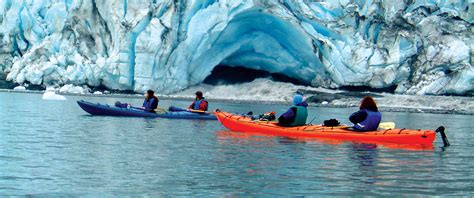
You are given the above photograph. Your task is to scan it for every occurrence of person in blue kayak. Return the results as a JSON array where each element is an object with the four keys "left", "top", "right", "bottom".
[
  {"left": 188, "top": 91, "right": 208, "bottom": 111},
  {"left": 349, "top": 96, "right": 382, "bottom": 131},
  {"left": 277, "top": 93, "right": 308, "bottom": 126},
  {"left": 142, "top": 89, "right": 159, "bottom": 113}
]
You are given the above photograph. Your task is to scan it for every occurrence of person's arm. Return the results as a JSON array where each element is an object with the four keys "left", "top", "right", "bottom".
[
  {"left": 141, "top": 100, "right": 148, "bottom": 109},
  {"left": 300, "top": 102, "right": 308, "bottom": 107},
  {"left": 144, "top": 99, "right": 153, "bottom": 110},
  {"left": 278, "top": 108, "right": 296, "bottom": 124},
  {"left": 188, "top": 101, "right": 195, "bottom": 110},
  {"left": 349, "top": 110, "right": 368, "bottom": 124}
]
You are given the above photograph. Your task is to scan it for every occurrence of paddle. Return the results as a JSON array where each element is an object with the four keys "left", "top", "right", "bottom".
[
  {"left": 308, "top": 116, "right": 318, "bottom": 124},
  {"left": 168, "top": 106, "right": 209, "bottom": 114},
  {"left": 130, "top": 106, "right": 167, "bottom": 113},
  {"left": 154, "top": 107, "right": 167, "bottom": 113},
  {"left": 378, "top": 122, "right": 396, "bottom": 129},
  {"left": 187, "top": 109, "right": 207, "bottom": 114},
  {"left": 335, "top": 121, "right": 395, "bottom": 129}
]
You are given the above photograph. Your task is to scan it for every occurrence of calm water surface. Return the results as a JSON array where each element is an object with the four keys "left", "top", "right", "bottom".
[{"left": 1, "top": 92, "right": 473, "bottom": 196}]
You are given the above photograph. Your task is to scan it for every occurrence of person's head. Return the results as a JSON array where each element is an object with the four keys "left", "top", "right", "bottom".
[
  {"left": 195, "top": 91, "right": 203, "bottom": 100},
  {"left": 293, "top": 94, "right": 303, "bottom": 106},
  {"left": 146, "top": 89, "right": 154, "bottom": 99},
  {"left": 359, "top": 96, "right": 378, "bottom": 111}
]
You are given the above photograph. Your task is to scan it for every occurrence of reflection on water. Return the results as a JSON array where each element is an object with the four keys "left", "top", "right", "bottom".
[
  {"left": 351, "top": 143, "right": 378, "bottom": 167},
  {"left": 1, "top": 92, "right": 473, "bottom": 196},
  {"left": 216, "top": 130, "right": 435, "bottom": 151}
]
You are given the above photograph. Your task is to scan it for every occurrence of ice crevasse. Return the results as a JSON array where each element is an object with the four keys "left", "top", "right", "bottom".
[{"left": 0, "top": 0, "right": 472, "bottom": 95}]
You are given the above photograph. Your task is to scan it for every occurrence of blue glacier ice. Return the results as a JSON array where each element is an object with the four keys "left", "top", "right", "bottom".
[{"left": 0, "top": 0, "right": 472, "bottom": 95}]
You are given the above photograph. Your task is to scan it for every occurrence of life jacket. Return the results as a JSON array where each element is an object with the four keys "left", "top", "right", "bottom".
[
  {"left": 193, "top": 99, "right": 208, "bottom": 111},
  {"left": 143, "top": 96, "right": 159, "bottom": 112},
  {"left": 354, "top": 109, "right": 381, "bottom": 131},
  {"left": 289, "top": 106, "right": 308, "bottom": 127},
  {"left": 150, "top": 96, "right": 159, "bottom": 110}
]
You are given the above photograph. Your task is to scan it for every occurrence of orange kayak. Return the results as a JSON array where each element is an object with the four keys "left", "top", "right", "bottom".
[{"left": 215, "top": 111, "right": 436, "bottom": 145}]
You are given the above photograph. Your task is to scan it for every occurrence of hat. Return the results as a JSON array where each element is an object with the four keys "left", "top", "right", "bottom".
[
  {"left": 195, "top": 91, "right": 203, "bottom": 98},
  {"left": 293, "top": 94, "right": 303, "bottom": 105},
  {"left": 147, "top": 89, "right": 154, "bottom": 95}
]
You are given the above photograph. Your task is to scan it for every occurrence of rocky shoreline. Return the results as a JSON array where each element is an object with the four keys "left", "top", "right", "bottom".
[{"left": 2, "top": 88, "right": 472, "bottom": 115}]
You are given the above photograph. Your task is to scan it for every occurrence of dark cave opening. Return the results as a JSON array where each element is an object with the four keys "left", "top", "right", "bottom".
[
  {"left": 203, "top": 65, "right": 309, "bottom": 86},
  {"left": 339, "top": 85, "right": 398, "bottom": 93}
]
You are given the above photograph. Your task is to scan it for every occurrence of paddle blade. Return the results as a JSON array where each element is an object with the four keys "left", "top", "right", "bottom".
[
  {"left": 154, "top": 107, "right": 167, "bottom": 113},
  {"left": 379, "top": 122, "right": 396, "bottom": 129}
]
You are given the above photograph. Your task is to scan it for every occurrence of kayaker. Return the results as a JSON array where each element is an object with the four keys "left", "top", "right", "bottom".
[
  {"left": 349, "top": 96, "right": 382, "bottom": 131},
  {"left": 142, "top": 89, "right": 159, "bottom": 113},
  {"left": 277, "top": 93, "right": 308, "bottom": 126},
  {"left": 188, "top": 91, "right": 208, "bottom": 111}
]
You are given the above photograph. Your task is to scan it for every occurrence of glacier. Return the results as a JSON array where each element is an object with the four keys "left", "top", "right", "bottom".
[{"left": 0, "top": 0, "right": 472, "bottom": 95}]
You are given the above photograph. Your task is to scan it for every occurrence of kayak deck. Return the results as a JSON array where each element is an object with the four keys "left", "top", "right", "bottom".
[
  {"left": 215, "top": 111, "right": 436, "bottom": 145},
  {"left": 77, "top": 100, "right": 217, "bottom": 120}
]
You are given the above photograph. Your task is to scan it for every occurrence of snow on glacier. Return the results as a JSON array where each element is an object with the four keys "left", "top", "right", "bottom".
[{"left": 0, "top": 0, "right": 472, "bottom": 95}]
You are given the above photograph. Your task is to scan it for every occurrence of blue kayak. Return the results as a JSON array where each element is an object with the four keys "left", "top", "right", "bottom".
[{"left": 77, "top": 100, "right": 217, "bottom": 120}]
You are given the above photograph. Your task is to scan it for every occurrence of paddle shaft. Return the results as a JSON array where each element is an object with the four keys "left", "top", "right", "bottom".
[
  {"left": 169, "top": 106, "right": 208, "bottom": 114},
  {"left": 308, "top": 116, "right": 318, "bottom": 124},
  {"left": 130, "top": 106, "right": 166, "bottom": 112}
]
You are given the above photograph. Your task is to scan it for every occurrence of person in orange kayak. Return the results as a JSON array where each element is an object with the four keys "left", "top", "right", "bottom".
[
  {"left": 142, "top": 89, "right": 159, "bottom": 113},
  {"left": 349, "top": 96, "right": 382, "bottom": 131},
  {"left": 188, "top": 91, "right": 208, "bottom": 111},
  {"left": 278, "top": 93, "right": 308, "bottom": 126}
]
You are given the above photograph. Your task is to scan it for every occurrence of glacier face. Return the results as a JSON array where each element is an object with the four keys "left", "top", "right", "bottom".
[{"left": 0, "top": 0, "right": 472, "bottom": 95}]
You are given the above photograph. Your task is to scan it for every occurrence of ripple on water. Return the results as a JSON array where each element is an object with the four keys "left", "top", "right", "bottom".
[{"left": 1, "top": 92, "right": 474, "bottom": 196}]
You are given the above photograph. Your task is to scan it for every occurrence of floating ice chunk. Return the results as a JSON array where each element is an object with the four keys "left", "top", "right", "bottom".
[
  {"left": 13, "top": 86, "right": 27, "bottom": 91},
  {"left": 42, "top": 91, "right": 67, "bottom": 101},
  {"left": 321, "top": 101, "right": 329, "bottom": 105},
  {"left": 59, "top": 84, "right": 90, "bottom": 94},
  {"left": 93, "top": 91, "right": 103, "bottom": 95}
]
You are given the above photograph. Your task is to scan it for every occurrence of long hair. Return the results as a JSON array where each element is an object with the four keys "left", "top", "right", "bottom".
[
  {"left": 360, "top": 96, "right": 378, "bottom": 112},
  {"left": 146, "top": 90, "right": 154, "bottom": 101}
]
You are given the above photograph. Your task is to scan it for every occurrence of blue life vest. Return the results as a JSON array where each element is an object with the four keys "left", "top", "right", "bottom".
[
  {"left": 143, "top": 97, "right": 158, "bottom": 111},
  {"left": 289, "top": 106, "right": 308, "bottom": 127},
  {"left": 193, "top": 99, "right": 208, "bottom": 111},
  {"left": 354, "top": 109, "right": 381, "bottom": 131}
]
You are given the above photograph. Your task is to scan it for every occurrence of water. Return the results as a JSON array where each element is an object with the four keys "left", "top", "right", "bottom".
[{"left": 1, "top": 92, "right": 473, "bottom": 196}]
